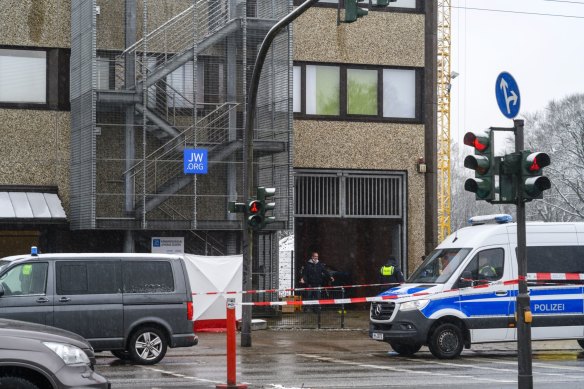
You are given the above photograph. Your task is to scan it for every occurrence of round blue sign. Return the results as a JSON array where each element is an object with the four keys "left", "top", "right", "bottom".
[{"left": 495, "top": 72, "right": 521, "bottom": 119}]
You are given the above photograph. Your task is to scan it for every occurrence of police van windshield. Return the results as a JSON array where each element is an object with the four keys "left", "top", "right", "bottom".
[
  {"left": 408, "top": 248, "right": 471, "bottom": 284},
  {"left": 0, "top": 261, "right": 9, "bottom": 272}
]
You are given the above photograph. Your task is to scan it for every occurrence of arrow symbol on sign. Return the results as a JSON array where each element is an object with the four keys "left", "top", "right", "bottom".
[{"left": 500, "top": 78, "right": 518, "bottom": 115}]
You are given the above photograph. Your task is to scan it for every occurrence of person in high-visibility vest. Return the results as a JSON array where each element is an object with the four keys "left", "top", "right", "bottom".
[{"left": 379, "top": 256, "right": 405, "bottom": 287}]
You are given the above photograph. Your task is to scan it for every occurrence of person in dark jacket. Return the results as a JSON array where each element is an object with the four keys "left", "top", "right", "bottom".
[
  {"left": 300, "top": 251, "right": 334, "bottom": 311},
  {"left": 379, "top": 256, "right": 405, "bottom": 290}
]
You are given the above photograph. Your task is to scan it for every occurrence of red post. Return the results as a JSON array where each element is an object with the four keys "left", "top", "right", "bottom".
[{"left": 216, "top": 299, "right": 247, "bottom": 389}]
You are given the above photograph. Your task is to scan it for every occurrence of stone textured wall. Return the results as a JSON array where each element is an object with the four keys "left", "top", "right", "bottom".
[
  {"left": 0, "top": 0, "right": 71, "bottom": 48},
  {"left": 293, "top": 8, "right": 424, "bottom": 66},
  {"left": 293, "top": 6, "right": 427, "bottom": 273},
  {"left": 0, "top": 110, "right": 71, "bottom": 209}
]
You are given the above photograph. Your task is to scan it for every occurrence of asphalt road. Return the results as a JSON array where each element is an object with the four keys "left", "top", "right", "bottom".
[{"left": 95, "top": 328, "right": 584, "bottom": 389}]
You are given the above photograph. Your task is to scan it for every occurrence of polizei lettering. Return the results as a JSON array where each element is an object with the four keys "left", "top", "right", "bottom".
[{"left": 533, "top": 303, "right": 565, "bottom": 312}]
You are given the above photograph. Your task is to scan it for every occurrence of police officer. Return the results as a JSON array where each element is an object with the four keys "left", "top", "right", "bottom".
[
  {"left": 379, "top": 256, "right": 405, "bottom": 286},
  {"left": 300, "top": 252, "right": 334, "bottom": 311}
]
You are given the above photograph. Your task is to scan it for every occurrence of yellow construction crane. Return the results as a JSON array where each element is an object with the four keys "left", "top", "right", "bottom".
[{"left": 437, "top": 0, "right": 452, "bottom": 242}]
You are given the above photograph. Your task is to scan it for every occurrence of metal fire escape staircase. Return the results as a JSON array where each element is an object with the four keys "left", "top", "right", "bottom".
[{"left": 97, "top": 1, "right": 284, "bottom": 220}]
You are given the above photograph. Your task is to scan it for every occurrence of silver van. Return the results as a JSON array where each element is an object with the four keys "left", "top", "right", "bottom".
[{"left": 0, "top": 252, "right": 198, "bottom": 365}]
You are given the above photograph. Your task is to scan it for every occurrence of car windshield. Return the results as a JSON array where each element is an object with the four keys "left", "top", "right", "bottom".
[{"left": 407, "top": 248, "right": 472, "bottom": 284}]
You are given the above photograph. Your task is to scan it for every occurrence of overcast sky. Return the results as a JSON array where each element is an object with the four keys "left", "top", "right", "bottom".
[{"left": 451, "top": 0, "right": 584, "bottom": 155}]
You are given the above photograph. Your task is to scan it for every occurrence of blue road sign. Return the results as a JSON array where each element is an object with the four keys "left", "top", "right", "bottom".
[
  {"left": 183, "top": 148, "right": 208, "bottom": 174},
  {"left": 495, "top": 72, "right": 521, "bottom": 119}
]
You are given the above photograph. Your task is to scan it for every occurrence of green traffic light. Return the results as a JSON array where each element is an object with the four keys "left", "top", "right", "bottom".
[
  {"left": 464, "top": 177, "right": 493, "bottom": 200},
  {"left": 463, "top": 129, "right": 495, "bottom": 201},
  {"left": 344, "top": 0, "right": 368, "bottom": 23},
  {"left": 374, "top": 0, "right": 397, "bottom": 6}
]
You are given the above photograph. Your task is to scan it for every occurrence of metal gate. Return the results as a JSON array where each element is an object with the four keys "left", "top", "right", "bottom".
[{"left": 294, "top": 170, "right": 405, "bottom": 219}]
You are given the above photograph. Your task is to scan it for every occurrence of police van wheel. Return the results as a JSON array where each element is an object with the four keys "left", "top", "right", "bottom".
[
  {"left": 428, "top": 323, "right": 463, "bottom": 359},
  {"left": 389, "top": 341, "right": 422, "bottom": 356},
  {"left": 129, "top": 326, "right": 168, "bottom": 365},
  {"left": 577, "top": 339, "right": 584, "bottom": 349}
]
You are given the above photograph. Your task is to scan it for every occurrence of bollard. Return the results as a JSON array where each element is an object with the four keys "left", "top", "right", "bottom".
[{"left": 216, "top": 298, "right": 247, "bottom": 389}]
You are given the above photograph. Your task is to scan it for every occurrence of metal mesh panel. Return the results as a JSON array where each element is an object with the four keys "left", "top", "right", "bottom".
[
  {"left": 295, "top": 172, "right": 404, "bottom": 219},
  {"left": 70, "top": 0, "right": 96, "bottom": 229},
  {"left": 70, "top": 0, "right": 292, "bottom": 268}
]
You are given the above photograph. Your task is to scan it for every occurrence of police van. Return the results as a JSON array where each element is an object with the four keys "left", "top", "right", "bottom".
[{"left": 369, "top": 215, "right": 584, "bottom": 359}]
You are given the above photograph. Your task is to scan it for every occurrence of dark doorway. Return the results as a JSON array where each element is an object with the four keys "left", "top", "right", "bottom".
[{"left": 294, "top": 217, "right": 402, "bottom": 299}]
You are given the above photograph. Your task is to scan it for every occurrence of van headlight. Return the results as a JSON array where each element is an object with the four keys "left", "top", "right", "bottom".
[
  {"left": 399, "top": 299, "right": 430, "bottom": 311},
  {"left": 43, "top": 342, "right": 90, "bottom": 365}
]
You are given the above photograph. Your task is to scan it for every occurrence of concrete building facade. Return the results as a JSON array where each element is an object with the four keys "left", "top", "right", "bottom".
[{"left": 0, "top": 0, "right": 436, "bottom": 298}]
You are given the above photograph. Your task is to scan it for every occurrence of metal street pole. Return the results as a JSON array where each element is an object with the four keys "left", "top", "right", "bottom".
[
  {"left": 514, "top": 119, "right": 533, "bottom": 388},
  {"left": 241, "top": 0, "right": 320, "bottom": 347}
]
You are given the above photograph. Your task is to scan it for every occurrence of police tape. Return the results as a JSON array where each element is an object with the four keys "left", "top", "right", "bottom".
[
  {"left": 240, "top": 279, "right": 522, "bottom": 306},
  {"left": 240, "top": 294, "right": 401, "bottom": 306},
  {"left": 199, "top": 273, "right": 584, "bottom": 306},
  {"left": 191, "top": 282, "right": 401, "bottom": 296}
]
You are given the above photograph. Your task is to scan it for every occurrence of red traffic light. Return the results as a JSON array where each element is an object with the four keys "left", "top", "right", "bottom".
[
  {"left": 526, "top": 152, "right": 550, "bottom": 172},
  {"left": 248, "top": 200, "right": 261, "bottom": 214},
  {"left": 463, "top": 132, "right": 489, "bottom": 152}
]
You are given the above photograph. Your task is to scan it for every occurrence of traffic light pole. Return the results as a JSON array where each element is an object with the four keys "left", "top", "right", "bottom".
[
  {"left": 241, "top": 0, "right": 320, "bottom": 347},
  {"left": 514, "top": 119, "right": 533, "bottom": 389}
]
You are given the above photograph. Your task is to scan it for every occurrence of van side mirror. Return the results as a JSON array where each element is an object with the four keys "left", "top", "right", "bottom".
[
  {"left": 0, "top": 283, "right": 4, "bottom": 297},
  {"left": 458, "top": 271, "right": 473, "bottom": 288}
]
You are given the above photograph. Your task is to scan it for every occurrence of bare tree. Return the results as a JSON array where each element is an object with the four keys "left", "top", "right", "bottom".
[{"left": 524, "top": 93, "right": 584, "bottom": 222}]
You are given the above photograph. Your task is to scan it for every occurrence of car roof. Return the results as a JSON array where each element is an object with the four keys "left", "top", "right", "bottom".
[{"left": 0, "top": 253, "right": 183, "bottom": 263}]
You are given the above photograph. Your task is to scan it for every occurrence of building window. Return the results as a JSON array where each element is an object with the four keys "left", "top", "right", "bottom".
[
  {"left": 293, "top": 0, "right": 418, "bottom": 10},
  {"left": 96, "top": 56, "right": 110, "bottom": 90},
  {"left": 306, "top": 65, "right": 340, "bottom": 115},
  {"left": 347, "top": 68, "right": 377, "bottom": 116},
  {"left": 293, "top": 66, "right": 301, "bottom": 113},
  {"left": 295, "top": 62, "right": 419, "bottom": 122},
  {"left": 0, "top": 49, "right": 46, "bottom": 104},
  {"left": 383, "top": 68, "right": 415, "bottom": 118}
]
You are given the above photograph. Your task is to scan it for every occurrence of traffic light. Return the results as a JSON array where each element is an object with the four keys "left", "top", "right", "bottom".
[
  {"left": 247, "top": 199, "right": 263, "bottom": 230},
  {"left": 463, "top": 129, "right": 496, "bottom": 201},
  {"left": 344, "top": 0, "right": 368, "bottom": 23},
  {"left": 374, "top": 0, "right": 397, "bottom": 6},
  {"left": 520, "top": 151, "right": 551, "bottom": 201},
  {"left": 257, "top": 187, "right": 276, "bottom": 228}
]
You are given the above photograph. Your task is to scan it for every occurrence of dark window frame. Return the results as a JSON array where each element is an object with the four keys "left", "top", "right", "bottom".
[
  {"left": 0, "top": 45, "right": 70, "bottom": 111},
  {"left": 294, "top": 61, "right": 422, "bottom": 123},
  {"left": 122, "top": 260, "right": 175, "bottom": 294},
  {"left": 292, "top": 0, "right": 422, "bottom": 13},
  {"left": 55, "top": 260, "right": 121, "bottom": 295}
]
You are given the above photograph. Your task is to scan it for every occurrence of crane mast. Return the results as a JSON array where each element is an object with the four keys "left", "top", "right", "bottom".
[{"left": 437, "top": 0, "right": 452, "bottom": 242}]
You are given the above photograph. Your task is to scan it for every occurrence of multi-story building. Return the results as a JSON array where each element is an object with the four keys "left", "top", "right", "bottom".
[
  {"left": 0, "top": 0, "right": 435, "bottom": 297},
  {"left": 291, "top": 0, "right": 436, "bottom": 283}
]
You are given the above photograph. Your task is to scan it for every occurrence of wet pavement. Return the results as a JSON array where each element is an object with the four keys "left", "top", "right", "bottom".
[{"left": 95, "top": 311, "right": 584, "bottom": 388}]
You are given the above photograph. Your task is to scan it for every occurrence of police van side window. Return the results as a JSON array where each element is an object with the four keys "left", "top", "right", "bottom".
[
  {"left": 0, "top": 263, "right": 48, "bottom": 296},
  {"left": 461, "top": 248, "right": 504, "bottom": 283},
  {"left": 525, "top": 246, "right": 584, "bottom": 274},
  {"left": 123, "top": 261, "right": 174, "bottom": 293},
  {"left": 56, "top": 261, "right": 121, "bottom": 295}
]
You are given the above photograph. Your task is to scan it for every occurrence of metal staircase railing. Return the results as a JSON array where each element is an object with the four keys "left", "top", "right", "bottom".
[
  {"left": 120, "top": 0, "right": 232, "bottom": 89},
  {"left": 127, "top": 102, "right": 239, "bottom": 213}
]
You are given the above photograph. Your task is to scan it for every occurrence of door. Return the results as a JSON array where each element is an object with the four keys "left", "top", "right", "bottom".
[
  {"left": 52, "top": 259, "right": 123, "bottom": 349},
  {"left": 457, "top": 247, "right": 514, "bottom": 342},
  {"left": 0, "top": 261, "right": 52, "bottom": 325}
]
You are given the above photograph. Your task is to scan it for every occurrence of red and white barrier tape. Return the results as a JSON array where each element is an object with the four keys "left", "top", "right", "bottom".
[
  {"left": 527, "top": 272, "right": 584, "bottom": 281},
  {"left": 192, "top": 282, "right": 401, "bottom": 296}
]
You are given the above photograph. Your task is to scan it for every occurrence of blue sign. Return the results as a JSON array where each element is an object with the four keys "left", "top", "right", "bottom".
[
  {"left": 495, "top": 72, "right": 521, "bottom": 119},
  {"left": 183, "top": 149, "right": 208, "bottom": 174},
  {"left": 153, "top": 239, "right": 161, "bottom": 247}
]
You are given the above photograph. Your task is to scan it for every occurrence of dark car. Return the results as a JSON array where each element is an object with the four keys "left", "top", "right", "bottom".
[
  {"left": 0, "top": 318, "right": 109, "bottom": 389},
  {"left": 0, "top": 252, "right": 198, "bottom": 365}
]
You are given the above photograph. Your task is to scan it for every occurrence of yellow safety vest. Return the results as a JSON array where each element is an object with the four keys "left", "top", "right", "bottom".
[{"left": 380, "top": 265, "right": 395, "bottom": 276}]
